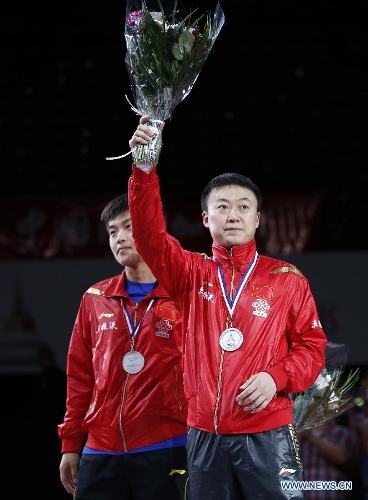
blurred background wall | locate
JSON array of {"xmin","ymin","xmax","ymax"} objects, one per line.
[{"xmin": 1, "ymin": 0, "xmax": 367, "ymax": 496}]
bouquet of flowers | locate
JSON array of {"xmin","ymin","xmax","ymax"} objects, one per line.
[
  {"xmin": 107, "ymin": 0, "xmax": 225, "ymax": 167},
  {"xmin": 291, "ymin": 342, "xmax": 360, "ymax": 432}
]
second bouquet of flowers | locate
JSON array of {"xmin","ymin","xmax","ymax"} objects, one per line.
[
  {"xmin": 291, "ymin": 342, "xmax": 360, "ymax": 432},
  {"xmin": 122, "ymin": 0, "xmax": 225, "ymax": 168}
]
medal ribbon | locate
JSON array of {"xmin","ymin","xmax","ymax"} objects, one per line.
[
  {"xmin": 123, "ymin": 299, "xmax": 155, "ymax": 341},
  {"xmin": 216, "ymin": 252, "xmax": 258, "ymax": 317}
]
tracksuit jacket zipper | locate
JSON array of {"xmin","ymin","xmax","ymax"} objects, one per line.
[{"xmin": 214, "ymin": 249, "xmax": 236, "ymax": 433}]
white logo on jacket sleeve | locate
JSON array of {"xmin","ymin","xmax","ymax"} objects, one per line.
[
  {"xmin": 155, "ymin": 319, "xmax": 173, "ymax": 338},
  {"xmin": 311, "ymin": 319, "xmax": 322, "ymax": 328},
  {"xmin": 252, "ymin": 298, "xmax": 270, "ymax": 318}
]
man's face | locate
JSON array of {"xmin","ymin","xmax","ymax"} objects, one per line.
[
  {"xmin": 202, "ymin": 185, "xmax": 261, "ymax": 249},
  {"xmin": 108, "ymin": 210, "xmax": 144, "ymax": 268}
]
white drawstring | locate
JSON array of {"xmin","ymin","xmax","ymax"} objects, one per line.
[{"xmin": 106, "ymin": 95, "xmax": 142, "ymax": 161}]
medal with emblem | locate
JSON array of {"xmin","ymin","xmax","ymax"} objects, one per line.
[
  {"xmin": 122, "ymin": 350, "xmax": 145, "ymax": 374},
  {"xmin": 215, "ymin": 253, "xmax": 257, "ymax": 353},
  {"xmin": 219, "ymin": 327, "xmax": 243, "ymax": 352},
  {"xmin": 122, "ymin": 299, "xmax": 155, "ymax": 374}
]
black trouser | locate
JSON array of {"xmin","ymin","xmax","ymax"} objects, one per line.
[
  {"xmin": 187, "ymin": 424, "xmax": 305, "ymax": 500},
  {"xmin": 75, "ymin": 446, "xmax": 188, "ymax": 500}
]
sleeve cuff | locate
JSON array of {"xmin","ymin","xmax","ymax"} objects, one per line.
[{"xmin": 266, "ymin": 365, "xmax": 289, "ymax": 392}]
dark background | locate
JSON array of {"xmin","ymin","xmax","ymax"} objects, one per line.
[
  {"xmin": 1, "ymin": 0, "xmax": 368, "ymax": 241},
  {"xmin": 1, "ymin": 0, "xmax": 367, "ymax": 496}
]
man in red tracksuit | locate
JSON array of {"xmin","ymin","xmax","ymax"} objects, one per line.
[
  {"xmin": 127, "ymin": 115, "xmax": 328, "ymax": 500},
  {"xmin": 58, "ymin": 193, "xmax": 188, "ymax": 500}
]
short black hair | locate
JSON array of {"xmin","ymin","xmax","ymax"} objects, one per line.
[
  {"xmin": 100, "ymin": 193, "xmax": 168, "ymax": 229},
  {"xmin": 200, "ymin": 173, "xmax": 262, "ymax": 212},
  {"xmin": 100, "ymin": 194, "xmax": 129, "ymax": 229}
]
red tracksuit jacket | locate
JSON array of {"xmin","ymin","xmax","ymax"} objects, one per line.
[
  {"xmin": 58, "ymin": 270, "xmax": 187, "ymax": 453},
  {"xmin": 128, "ymin": 166, "xmax": 327, "ymax": 435}
]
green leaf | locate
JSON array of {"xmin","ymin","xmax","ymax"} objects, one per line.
[
  {"xmin": 172, "ymin": 42, "xmax": 184, "ymax": 61},
  {"xmin": 178, "ymin": 29, "xmax": 194, "ymax": 54}
]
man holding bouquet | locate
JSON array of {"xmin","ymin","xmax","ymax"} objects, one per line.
[{"xmin": 127, "ymin": 115, "xmax": 328, "ymax": 499}]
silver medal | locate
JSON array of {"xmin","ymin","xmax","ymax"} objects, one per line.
[
  {"xmin": 219, "ymin": 327, "xmax": 243, "ymax": 352},
  {"xmin": 122, "ymin": 350, "xmax": 145, "ymax": 374}
]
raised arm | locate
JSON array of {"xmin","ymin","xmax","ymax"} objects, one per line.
[{"xmin": 127, "ymin": 116, "xmax": 193, "ymax": 304}]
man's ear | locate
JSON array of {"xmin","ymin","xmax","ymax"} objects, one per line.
[
  {"xmin": 202, "ymin": 211, "xmax": 209, "ymax": 228},
  {"xmin": 256, "ymin": 212, "xmax": 261, "ymax": 229}
]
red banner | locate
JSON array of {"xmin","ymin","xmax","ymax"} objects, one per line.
[{"xmin": 0, "ymin": 191, "xmax": 322, "ymax": 259}]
